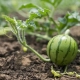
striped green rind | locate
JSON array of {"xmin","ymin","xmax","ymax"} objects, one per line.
[{"xmin": 47, "ymin": 34, "xmax": 78, "ymax": 66}]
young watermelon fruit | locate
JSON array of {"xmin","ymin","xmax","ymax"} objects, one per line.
[{"xmin": 47, "ymin": 34, "xmax": 78, "ymax": 66}]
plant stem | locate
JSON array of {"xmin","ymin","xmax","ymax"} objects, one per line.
[
  {"xmin": 64, "ymin": 66, "xmax": 68, "ymax": 73},
  {"xmin": 64, "ymin": 29, "xmax": 70, "ymax": 35},
  {"xmin": 23, "ymin": 43, "xmax": 51, "ymax": 62},
  {"xmin": 50, "ymin": 0, "xmax": 62, "ymax": 17},
  {"xmin": 17, "ymin": 31, "xmax": 51, "ymax": 62},
  {"xmin": 28, "ymin": 32, "xmax": 51, "ymax": 40},
  {"xmin": 48, "ymin": 16, "xmax": 58, "ymax": 27}
]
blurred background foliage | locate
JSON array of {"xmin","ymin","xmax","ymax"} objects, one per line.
[{"xmin": 0, "ymin": 0, "xmax": 80, "ymax": 35}]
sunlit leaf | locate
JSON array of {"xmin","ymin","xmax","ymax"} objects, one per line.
[
  {"xmin": 3, "ymin": 15, "xmax": 21, "ymax": 34},
  {"xmin": 25, "ymin": 19, "xmax": 37, "ymax": 32},
  {"xmin": 19, "ymin": 3, "xmax": 38, "ymax": 9},
  {"xmin": 29, "ymin": 8, "xmax": 50, "ymax": 20}
]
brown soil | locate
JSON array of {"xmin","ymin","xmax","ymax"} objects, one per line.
[{"xmin": 0, "ymin": 26, "xmax": 80, "ymax": 80}]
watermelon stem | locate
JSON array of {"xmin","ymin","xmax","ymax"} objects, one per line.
[
  {"xmin": 28, "ymin": 32, "xmax": 51, "ymax": 41},
  {"xmin": 63, "ymin": 66, "xmax": 68, "ymax": 73},
  {"xmin": 64, "ymin": 29, "xmax": 70, "ymax": 35},
  {"xmin": 23, "ymin": 43, "xmax": 51, "ymax": 62}
]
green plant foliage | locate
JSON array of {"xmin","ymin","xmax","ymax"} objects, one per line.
[
  {"xmin": 19, "ymin": 3, "xmax": 50, "ymax": 19},
  {"xmin": 3, "ymin": 11, "xmax": 80, "ymax": 40},
  {"xmin": 58, "ymin": 12, "xmax": 80, "ymax": 33},
  {"xmin": 19, "ymin": 3, "xmax": 38, "ymax": 9},
  {"xmin": 3, "ymin": 1, "xmax": 80, "ymax": 40},
  {"xmin": 29, "ymin": 8, "xmax": 50, "ymax": 19}
]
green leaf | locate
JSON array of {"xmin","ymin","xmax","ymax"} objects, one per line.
[
  {"xmin": 3, "ymin": 15, "xmax": 21, "ymax": 34},
  {"xmin": 29, "ymin": 8, "xmax": 50, "ymax": 20},
  {"xmin": 29, "ymin": 8, "xmax": 41, "ymax": 20},
  {"xmin": 25, "ymin": 19, "xmax": 37, "ymax": 32},
  {"xmin": 3, "ymin": 15, "xmax": 15, "ymax": 24},
  {"xmin": 58, "ymin": 12, "xmax": 80, "ymax": 33},
  {"xmin": 3, "ymin": 15, "xmax": 37, "ymax": 34},
  {"xmin": 19, "ymin": 3, "xmax": 38, "ymax": 9},
  {"xmin": 3, "ymin": 15, "xmax": 16, "ymax": 32}
]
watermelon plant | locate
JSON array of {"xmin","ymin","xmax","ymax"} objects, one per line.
[
  {"xmin": 3, "ymin": 0, "xmax": 80, "ymax": 78},
  {"xmin": 3, "ymin": 15, "xmax": 80, "ymax": 78}
]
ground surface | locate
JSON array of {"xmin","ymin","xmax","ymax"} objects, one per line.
[{"xmin": 0, "ymin": 26, "xmax": 80, "ymax": 80}]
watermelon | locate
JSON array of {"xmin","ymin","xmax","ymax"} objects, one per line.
[{"xmin": 47, "ymin": 34, "xmax": 78, "ymax": 66}]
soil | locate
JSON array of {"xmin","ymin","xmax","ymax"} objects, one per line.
[{"xmin": 0, "ymin": 26, "xmax": 80, "ymax": 80}]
